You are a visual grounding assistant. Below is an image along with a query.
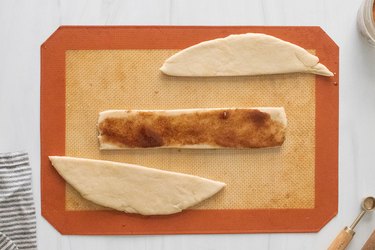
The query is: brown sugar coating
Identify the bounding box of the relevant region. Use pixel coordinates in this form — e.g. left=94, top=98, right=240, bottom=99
left=98, top=109, right=286, bottom=148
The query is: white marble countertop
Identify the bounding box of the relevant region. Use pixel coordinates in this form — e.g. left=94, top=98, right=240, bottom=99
left=1, top=0, right=375, bottom=249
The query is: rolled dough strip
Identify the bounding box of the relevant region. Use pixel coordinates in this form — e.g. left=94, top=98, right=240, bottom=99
left=98, top=108, right=287, bottom=149
left=160, top=33, right=333, bottom=77
left=50, top=156, right=226, bottom=215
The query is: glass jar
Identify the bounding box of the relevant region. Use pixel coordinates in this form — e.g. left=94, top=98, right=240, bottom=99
left=357, top=0, right=375, bottom=46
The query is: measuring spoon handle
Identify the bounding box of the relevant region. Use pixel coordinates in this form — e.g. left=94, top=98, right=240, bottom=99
left=328, top=227, right=355, bottom=250
left=361, top=230, right=375, bottom=250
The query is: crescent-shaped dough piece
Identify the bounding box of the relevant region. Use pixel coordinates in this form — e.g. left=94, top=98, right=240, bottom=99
left=160, top=33, right=333, bottom=77
left=49, top=156, right=226, bottom=215
left=98, top=108, right=287, bottom=149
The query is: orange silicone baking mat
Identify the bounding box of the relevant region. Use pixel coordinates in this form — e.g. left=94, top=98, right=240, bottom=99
left=41, top=26, right=339, bottom=234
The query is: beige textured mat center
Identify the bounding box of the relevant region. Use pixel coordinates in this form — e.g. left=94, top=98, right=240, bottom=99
left=65, top=49, right=315, bottom=211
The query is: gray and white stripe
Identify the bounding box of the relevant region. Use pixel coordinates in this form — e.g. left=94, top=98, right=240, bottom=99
left=0, top=232, right=18, bottom=250
left=0, top=152, right=37, bottom=250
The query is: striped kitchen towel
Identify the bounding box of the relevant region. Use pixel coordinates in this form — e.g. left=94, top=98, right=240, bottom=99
left=0, top=152, right=37, bottom=250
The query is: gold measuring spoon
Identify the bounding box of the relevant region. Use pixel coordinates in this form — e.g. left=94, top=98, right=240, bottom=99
left=328, top=196, right=375, bottom=250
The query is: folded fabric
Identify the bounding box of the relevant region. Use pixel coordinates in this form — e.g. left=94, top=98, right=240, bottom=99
left=0, top=232, right=18, bottom=250
left=0, top=152, right=37, bottom=250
